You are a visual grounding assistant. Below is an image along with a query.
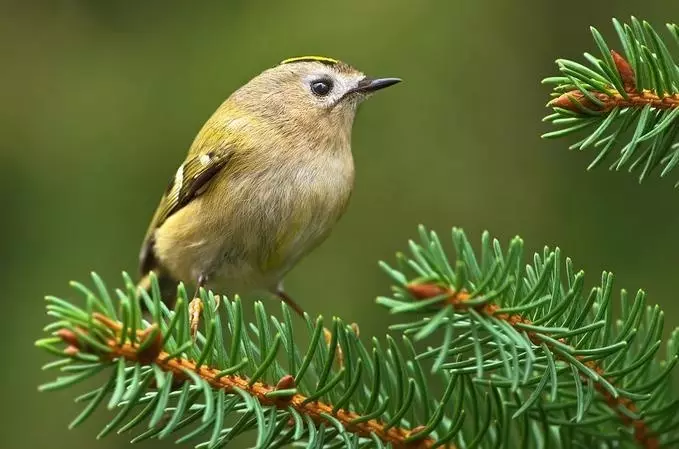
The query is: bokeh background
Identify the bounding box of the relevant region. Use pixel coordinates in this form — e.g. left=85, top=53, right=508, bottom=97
left=2, top=1, right=679, bottom=448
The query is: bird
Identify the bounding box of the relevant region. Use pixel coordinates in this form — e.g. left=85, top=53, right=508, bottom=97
left=136, top=56, right=401, bottom=336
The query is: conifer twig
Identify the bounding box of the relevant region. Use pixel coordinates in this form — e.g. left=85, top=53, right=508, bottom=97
left=61, top=312, right=442, bottom=449
left=378, top=226, right=679, bottom=449
left=550, top=50, right=679, bottom=114
left=406, top=283, right=659, bottom=449
left=38, top=272, right=474, bottom=449
left=542, top=18, right=679, bottom=185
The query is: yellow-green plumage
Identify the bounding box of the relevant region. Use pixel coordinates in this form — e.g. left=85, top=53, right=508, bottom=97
left=139, top=57, right=400, bottom=314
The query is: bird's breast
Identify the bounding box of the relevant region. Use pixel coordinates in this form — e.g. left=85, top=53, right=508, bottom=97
left=262, top=148, right=355, bottom=272
left=203, top=144, right=355, bottom=289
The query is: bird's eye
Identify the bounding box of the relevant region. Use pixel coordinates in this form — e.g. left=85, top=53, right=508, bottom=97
left=310, top=79, right=333, bottom=96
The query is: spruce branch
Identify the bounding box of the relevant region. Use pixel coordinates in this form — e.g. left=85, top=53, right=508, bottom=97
left=37, top=272, right=484, bottom=449
left=542, top=17, right=679, bottom=185
left=378, top=226, right=679, bottom=448
left=401, top=283, right=656, bottom=447
left=36, top=227, right=679, bottom=448
left=67, top=313, right=427, bottom=449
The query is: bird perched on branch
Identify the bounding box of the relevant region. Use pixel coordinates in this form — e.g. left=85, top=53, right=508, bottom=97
left=137, top=56, right=400, bottom=336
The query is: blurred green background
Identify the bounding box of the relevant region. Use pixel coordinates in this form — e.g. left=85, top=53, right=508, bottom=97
left=2, top=1, right=679, bottom=448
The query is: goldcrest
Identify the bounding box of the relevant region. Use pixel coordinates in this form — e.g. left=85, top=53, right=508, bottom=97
left=137, top=56, right=400, bottom=334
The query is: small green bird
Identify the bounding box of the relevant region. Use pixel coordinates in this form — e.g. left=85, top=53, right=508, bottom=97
left=137, top=56, right=400, bottom=335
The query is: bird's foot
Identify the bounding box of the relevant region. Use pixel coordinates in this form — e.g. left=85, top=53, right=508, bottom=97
left=189, top=273, right=210, bottom=340
left=189, top=297, right=203, bottom=339
left=275, top=289, right=305, bottom=317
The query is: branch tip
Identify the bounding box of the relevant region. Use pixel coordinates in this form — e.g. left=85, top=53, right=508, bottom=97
left=64, top=345, right=80, bottom=357
left=56, top=329, right=80, bottom=349
left=406, top=283, right=450, bottom=300
left=407, top=282, right=471, bottom=308
left=275, top=374, right=296, bottom=391
left=610, top=50, right=636, bottom=91
left=549, top=91, right=604, bottom=112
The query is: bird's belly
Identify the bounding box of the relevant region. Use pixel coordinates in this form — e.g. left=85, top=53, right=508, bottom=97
left=155, top=152, right=354, bottom=295
left=207, top=230, right=318, bottom=295
left=212, top=190, right=348, bottom=292
left=226, top=168, right=352, bottom=287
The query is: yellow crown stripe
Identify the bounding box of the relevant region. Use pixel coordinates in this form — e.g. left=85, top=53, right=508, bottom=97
left=280, top=56, right=340, bottom=66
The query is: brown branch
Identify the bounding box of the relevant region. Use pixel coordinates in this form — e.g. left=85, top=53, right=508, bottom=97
left=407, top=283, right=659, bottom=449
left=550, top=89, right=679, bottom=113
left=550, top=50, right=679, bottom=115
left=57, top=313, right=447, bottom=449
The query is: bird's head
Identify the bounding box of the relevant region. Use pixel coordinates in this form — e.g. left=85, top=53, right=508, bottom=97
left=223, top=56, right=401, bottom=145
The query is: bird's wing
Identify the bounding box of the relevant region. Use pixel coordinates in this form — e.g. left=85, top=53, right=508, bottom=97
left=139, top=147, right=233, bottom=275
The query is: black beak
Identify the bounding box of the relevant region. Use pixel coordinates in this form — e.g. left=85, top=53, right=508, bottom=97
left=355, top=77, right=402, bottom=93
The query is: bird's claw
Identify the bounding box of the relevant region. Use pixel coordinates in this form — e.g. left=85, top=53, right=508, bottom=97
left=188, top=295, right=221, bottom=339
left=189, top=297, right=203, bottom=339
